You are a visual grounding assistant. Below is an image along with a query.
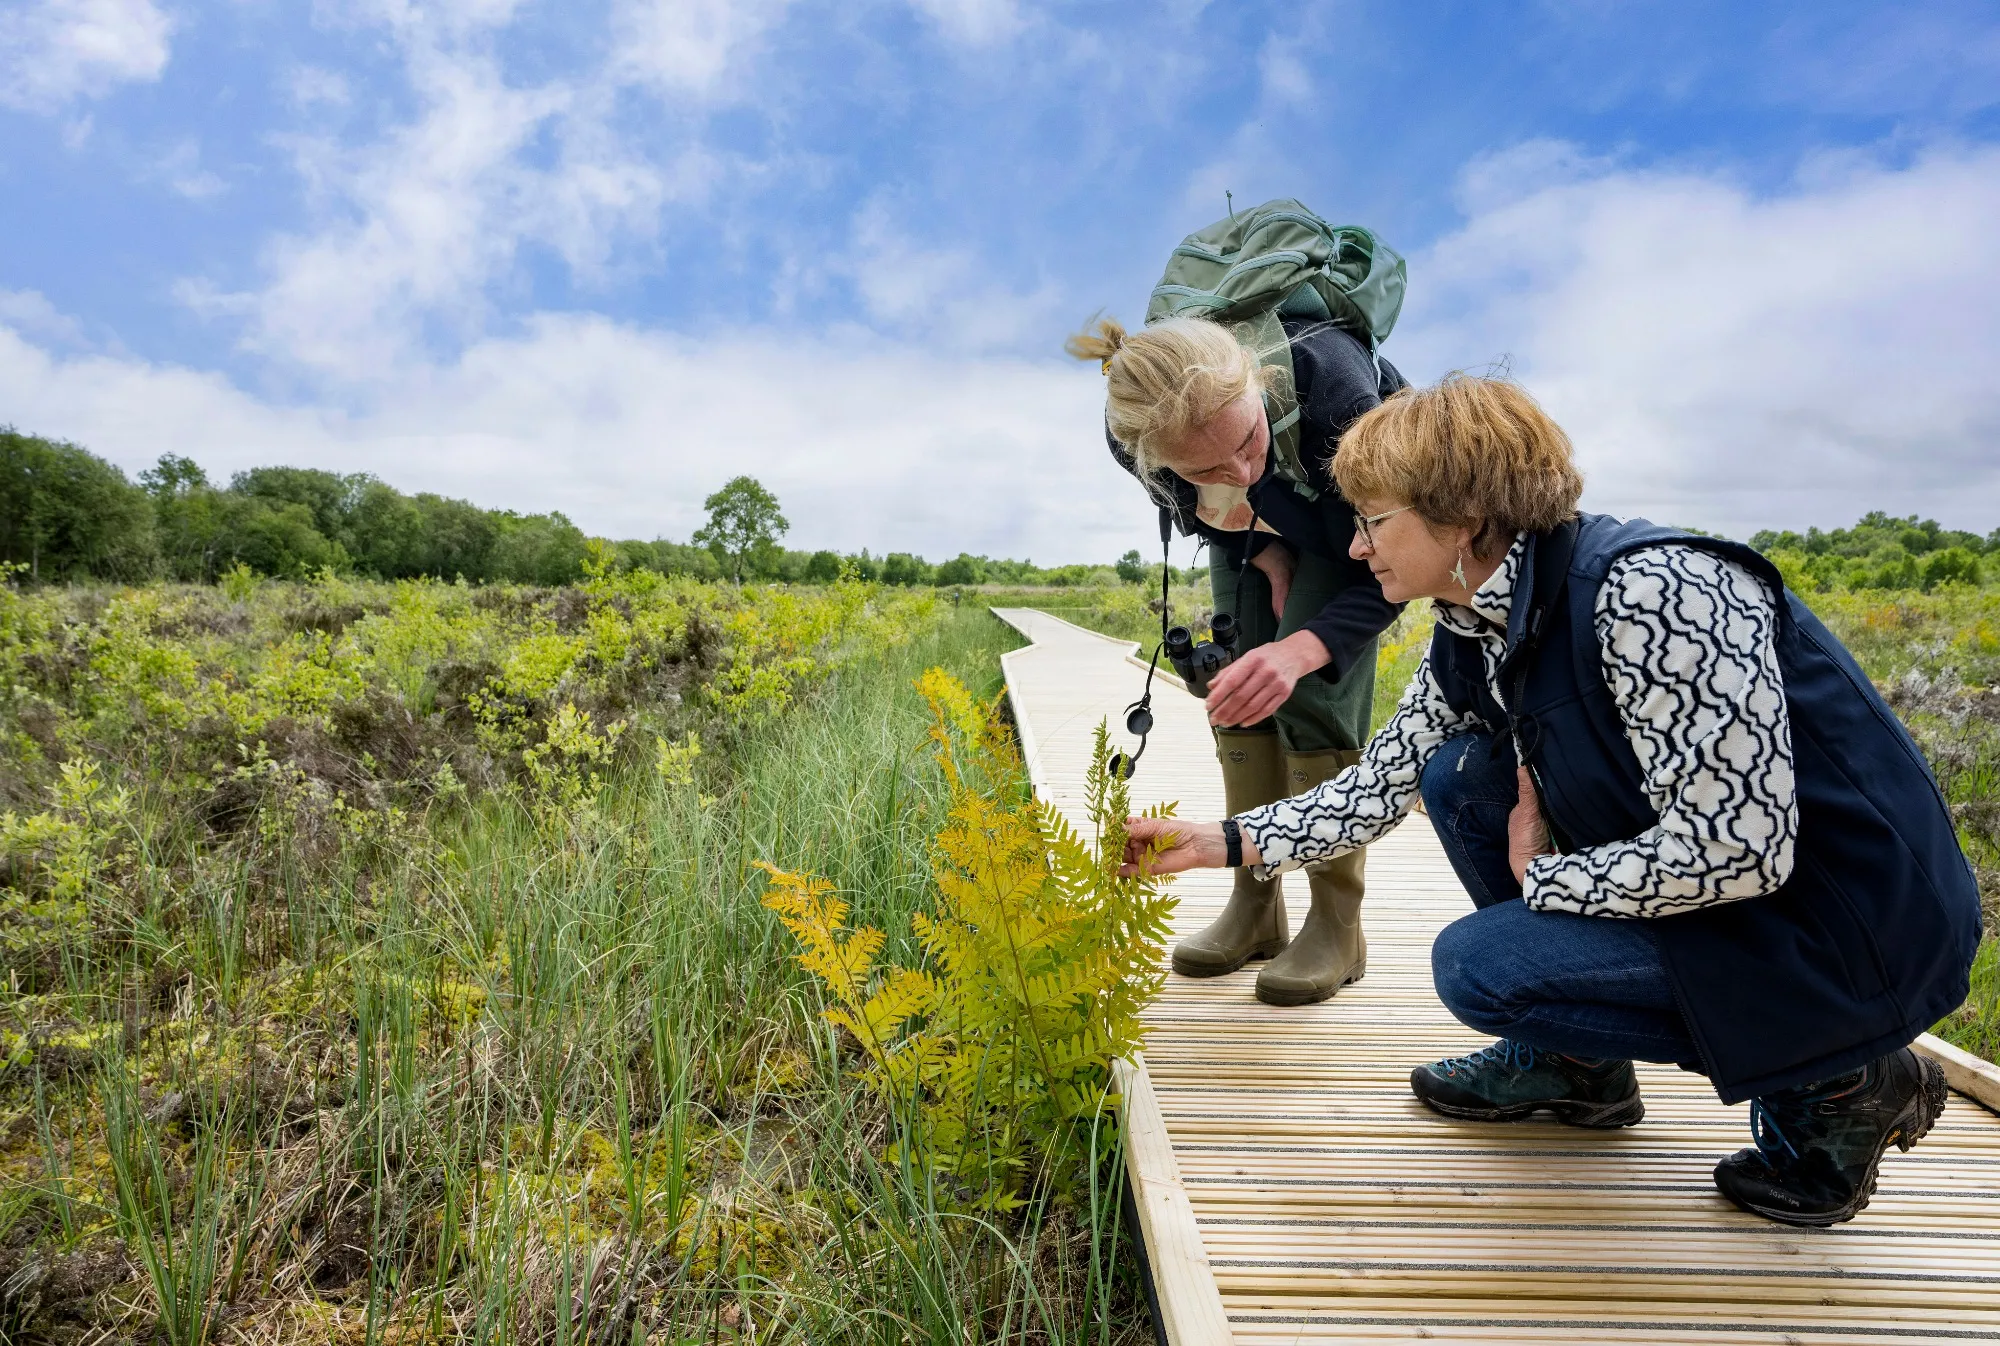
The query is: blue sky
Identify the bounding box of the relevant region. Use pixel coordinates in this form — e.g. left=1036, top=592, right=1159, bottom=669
left=3, top=0, right=1998, bottom=561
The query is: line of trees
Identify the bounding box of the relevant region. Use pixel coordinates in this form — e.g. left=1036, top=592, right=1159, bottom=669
left=0, top=430, right=606, bottom=586
left=0, top=429, right=1196, bottom=589
left=1751, top=512, right=1999, bottom=593
left=11, top=428, right=1991, bottom=597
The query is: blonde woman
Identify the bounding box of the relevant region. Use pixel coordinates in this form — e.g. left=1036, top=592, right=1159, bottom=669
left=1068, top=314, right=1406, bottom=1006
left=1123, top=373, right=1982, bottom=1227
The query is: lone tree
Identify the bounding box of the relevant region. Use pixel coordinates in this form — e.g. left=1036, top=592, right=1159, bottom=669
left=695, top=476, right=788, bottom=582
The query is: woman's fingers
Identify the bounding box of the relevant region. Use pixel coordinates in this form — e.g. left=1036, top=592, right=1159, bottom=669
left=1214, top=685, right=1282, bottom=726
left=1121, top=817, right=1179, bottom=871
left=1118, top=817, right=1225, bottom=875
left=1205, top=651, right=1293, bottom=726
left=1205, top=659, right=1254, bottom=716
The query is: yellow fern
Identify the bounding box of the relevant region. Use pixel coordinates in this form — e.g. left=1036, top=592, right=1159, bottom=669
left=760, top=668, right=1178, bottom=1210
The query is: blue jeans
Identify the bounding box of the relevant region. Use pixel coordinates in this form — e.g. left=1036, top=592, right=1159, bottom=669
left=1420, top=731, right=1701, bottom=1067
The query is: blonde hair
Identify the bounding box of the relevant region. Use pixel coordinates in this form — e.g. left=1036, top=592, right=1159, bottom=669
left=1334, top=373, right=1583, bottom=559
left=1065, top=315, right=1274, bottom=477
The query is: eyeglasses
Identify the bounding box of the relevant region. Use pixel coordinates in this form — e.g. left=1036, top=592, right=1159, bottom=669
left=1353, top=504, right=1414, bottom=547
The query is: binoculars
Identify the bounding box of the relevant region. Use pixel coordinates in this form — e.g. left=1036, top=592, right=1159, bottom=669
left=1164, top=612, right=1239, bottom=698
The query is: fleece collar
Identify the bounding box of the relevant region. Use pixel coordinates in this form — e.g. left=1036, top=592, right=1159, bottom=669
left=1433, top=533, right=1529, bottom=639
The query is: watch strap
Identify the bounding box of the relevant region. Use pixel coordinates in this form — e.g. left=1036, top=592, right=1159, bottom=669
left=1221, top=817, right=1243, bottom=869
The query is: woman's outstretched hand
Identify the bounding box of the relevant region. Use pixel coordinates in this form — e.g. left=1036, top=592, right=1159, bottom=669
left=1203, top=629, right=1331, bottom=727
left=1119, top=818, right=1261, bottom=875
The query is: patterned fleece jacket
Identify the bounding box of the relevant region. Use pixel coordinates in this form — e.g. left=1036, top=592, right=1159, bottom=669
left=1237, top=534, right=1800, bottom=919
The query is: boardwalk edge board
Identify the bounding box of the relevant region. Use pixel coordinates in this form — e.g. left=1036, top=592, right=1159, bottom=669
left=1115, top=1055, right=1239, bottom=1346
left=994, top=608, right=1236, bottom=1346
left=1127, top=652, right=1192, bottom=692
left=1916, top=1032, right=2000, bottom=1116
left=1010, top=606, right=1144, bottom=654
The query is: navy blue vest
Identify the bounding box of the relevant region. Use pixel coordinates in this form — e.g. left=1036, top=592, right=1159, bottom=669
left=1431, top=514, right=1983, bottom=1103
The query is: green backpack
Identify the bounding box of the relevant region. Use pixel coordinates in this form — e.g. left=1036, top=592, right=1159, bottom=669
left=1145, top=198, right=1406, bottom=495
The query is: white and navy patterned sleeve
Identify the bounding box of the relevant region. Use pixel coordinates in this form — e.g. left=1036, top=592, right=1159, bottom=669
left=1237, top=648, right=1476, bottom=876
left=1524, top=546, right=1797, bottom=919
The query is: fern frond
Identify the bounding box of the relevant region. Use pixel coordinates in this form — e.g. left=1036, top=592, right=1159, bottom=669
left=759, top=674, right=1175, bottom=1214
left=1016, top=952, right=1112, bottom=1014
left=860, top=966, right=940, bottom=1040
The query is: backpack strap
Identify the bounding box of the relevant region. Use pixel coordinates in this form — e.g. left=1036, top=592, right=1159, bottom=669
left=1244, top=310, right=1317, bottom=501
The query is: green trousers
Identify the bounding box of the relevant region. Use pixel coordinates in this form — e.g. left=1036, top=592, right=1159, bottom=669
left=1209, top=543, right=1377, bottom=754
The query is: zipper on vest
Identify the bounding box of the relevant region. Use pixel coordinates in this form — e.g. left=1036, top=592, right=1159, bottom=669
left=1492, top=647, right=1571, bottom=857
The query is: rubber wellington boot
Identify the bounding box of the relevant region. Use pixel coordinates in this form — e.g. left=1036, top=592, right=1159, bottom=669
left=1171, top=728, right=1290, bottom=978
left=1256, top=747, right=1367, bottom=1006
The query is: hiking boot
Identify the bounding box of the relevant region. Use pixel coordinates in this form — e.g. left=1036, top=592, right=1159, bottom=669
left=1256, top=748, right=1367, bottom=1006
left=1173, top=728, right=1290, bottom=978
left=1411, top=1039, right=1646, bottom=1128
left=1712, top=1047, right=1949, bottom=1227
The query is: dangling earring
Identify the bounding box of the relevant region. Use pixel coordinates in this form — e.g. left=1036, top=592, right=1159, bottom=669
left=1452, top=548, right=1468, bottom=592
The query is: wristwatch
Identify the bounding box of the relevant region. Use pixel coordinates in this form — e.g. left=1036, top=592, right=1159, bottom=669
left=1221, top=817, right=1243, bottom=869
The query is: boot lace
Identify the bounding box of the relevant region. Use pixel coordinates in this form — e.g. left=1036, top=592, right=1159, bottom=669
left=1750, top=1066, right=1868, bottom=1164
left=1444, top=1039, right=1538, bottom=1075
left=1749, top=1097, right=1803, bottom=1162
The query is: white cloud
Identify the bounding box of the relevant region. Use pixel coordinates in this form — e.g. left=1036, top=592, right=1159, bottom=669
left=1174, top=23, right=1336, bottom=218
left=1451, top=137, right=1617, bottom=214
left=611, top=0, right=795, bottom=95
left=286, top=65, right=352, bottom=110
left=0, top=315, right=1136, bottom=562
left=0, top=0, right=172, bottom=113
left=195, top=0, right=800, bottom=382
left=838, top=198, right=1067, bottom=352
left=1766, top=4, right=2000, bottom=118
left=1393, top=143, right=2000, bottom=537
left=209, top=34, right=676, bottom=380
left=1256, top=34, right=1312, bottom=108
left=151, top=138, right=225, bottom=199
left=324, top=0, right=528, bottom=39
left=906, top=0, right=1021, bottom=46
left=0, top=290, right=88, bottom=348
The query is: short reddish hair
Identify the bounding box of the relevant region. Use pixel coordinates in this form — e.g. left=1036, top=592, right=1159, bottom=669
left=1335, top=373, right=1583, bottom=559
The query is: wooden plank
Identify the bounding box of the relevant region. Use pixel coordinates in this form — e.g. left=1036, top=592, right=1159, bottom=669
left=1115, top=1054, right=1238, bottom=1346
left=1918, top=1031, right=2000, bottom=1116
left=988, top=605, right=2000, bottom=1346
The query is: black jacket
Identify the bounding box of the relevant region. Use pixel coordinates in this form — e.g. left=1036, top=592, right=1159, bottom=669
left=1109, top=319, right=1406, bottom=681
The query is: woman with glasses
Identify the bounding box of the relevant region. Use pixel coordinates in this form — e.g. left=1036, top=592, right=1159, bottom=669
left=1067, top=313, right=1405, bottom=1006
left=1122, top=372, right=1982, bottom=1227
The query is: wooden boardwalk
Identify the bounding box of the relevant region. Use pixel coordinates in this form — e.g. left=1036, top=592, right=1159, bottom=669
left=992, top=607, right=2000, bottom=1345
